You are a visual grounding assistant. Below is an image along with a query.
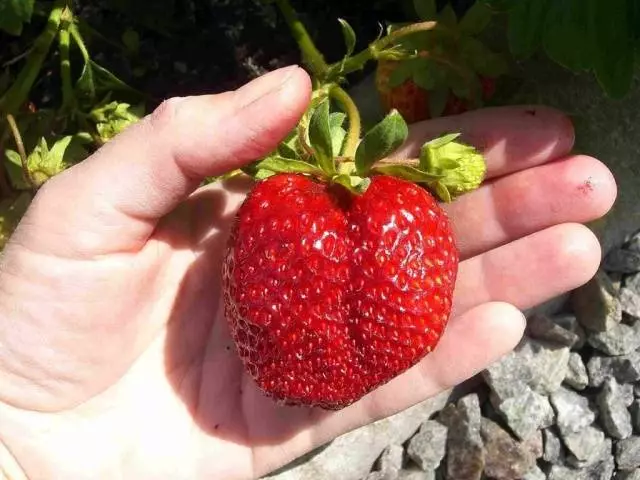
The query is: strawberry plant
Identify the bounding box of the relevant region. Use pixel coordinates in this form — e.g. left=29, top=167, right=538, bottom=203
left=481, top=0, right=640, bottom=99
left=375, top=0, right=507, bottom=122
left=220, top=0, right=490, bottom=409
left=0, top=0, right=145, bottom=247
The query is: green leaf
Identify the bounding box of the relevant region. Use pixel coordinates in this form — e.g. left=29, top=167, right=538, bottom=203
left=308, top=100, right=335, bottom=174
left=278, top=141, right=299, bottom=159
left=542, top=0, right=593, bottom=72
left=122, top=28, right=140, bottom=55
left=507, top=0, right=550, bottom=58
left=255, top=156, right=323, bottom=175
left=89, top=99, right=144, bottom=142
left=413, top=0, right=437, bottom=20
left=372, top=164, right=443, bottom=183
left=338, top=18, right=356, bottom=57
left=460, top=38, right=509, bottom=78
left=329, top=112, right=347, bottom=130
left=459, top=1, right=492, bottom=35
left=5, top=135, right=88, bottom=189
left=329, top=113, right=347, bottom=156
left=355, top=110, right=409, bottom=175
left=591, top=0, right=634, bottom=98
left=4, top=150, right=28, bottom=190
left=332, top=174, right=370, bottom=194
left=428, top=87, right=449, bottom=118
left=388, top=59, right=418, bottom=88
left=438, top=4, right=458, bottom=28
left=0, top=0, right=34, bottom=35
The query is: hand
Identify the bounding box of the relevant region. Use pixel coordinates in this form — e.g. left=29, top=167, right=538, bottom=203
left=0, top=66, right=615, bottom=480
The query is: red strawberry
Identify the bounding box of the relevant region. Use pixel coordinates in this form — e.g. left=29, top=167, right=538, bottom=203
left=375, top=58, right=497, bottom=124
left=223, top=173, right=458, bottom=409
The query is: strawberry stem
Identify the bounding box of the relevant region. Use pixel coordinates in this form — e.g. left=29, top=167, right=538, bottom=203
left=329, top=85, right=361, bottom=157
left=325, top=21, right=440, bottom=80
left=5, top=114, right=35, bottom=190
left=274, top=0, right=330, bottom=79
left=0, top=0, right=67, bottom=115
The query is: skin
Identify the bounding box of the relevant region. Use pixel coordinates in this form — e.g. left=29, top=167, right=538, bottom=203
left=0, top=66, right=616, bottom=479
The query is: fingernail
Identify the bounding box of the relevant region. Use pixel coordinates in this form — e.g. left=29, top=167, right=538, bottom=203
left=236, top=65, right=301, bottom=108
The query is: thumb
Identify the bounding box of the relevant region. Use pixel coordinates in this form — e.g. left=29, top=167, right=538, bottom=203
left=15, top=65, right=311, bottom=257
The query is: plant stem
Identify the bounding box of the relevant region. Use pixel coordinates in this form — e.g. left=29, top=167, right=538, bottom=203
left=5, top=115, right=35, bottom=190
left=0, top=0, right=67, bottom=115
left=325, top=21, right=439, bottom=80
left=58, top=7, right=74, bottom=111
left=329, top=85, right=360, bottom=157
left=274, top=0, right=329, bottom=79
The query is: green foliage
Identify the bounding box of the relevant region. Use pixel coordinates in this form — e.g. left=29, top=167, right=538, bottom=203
left=488, top=0, right=638, bottom=98
left=0, top=0, right=34, bottom=35
left=0, top=1, right=147, bottom=247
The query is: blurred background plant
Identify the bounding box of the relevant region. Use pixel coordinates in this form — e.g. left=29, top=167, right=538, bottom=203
left=0, top=0, right=638, bottom=249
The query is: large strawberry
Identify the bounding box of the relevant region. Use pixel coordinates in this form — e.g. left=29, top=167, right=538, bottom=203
left=375, top=2, right=507, bottom=122
left=222, top=98, right=486, bottom=409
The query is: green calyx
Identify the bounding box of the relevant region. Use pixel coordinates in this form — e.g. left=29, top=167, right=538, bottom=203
left=244, top=94, right=486, bottom=202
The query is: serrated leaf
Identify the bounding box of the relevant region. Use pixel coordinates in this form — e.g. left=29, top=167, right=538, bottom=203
left=0, top=0, right=34, bottom=35
left=338, top=18, right=356, bottom=57
left=372, top=164, right=443, bottom=182
left=507, top=0, right=550, bottom=58
left=355, top=110, right=409, bottom=175
left=308, top=100, right=335, bottom=174
left=428, top=87, right=449, bottom=118
left=413, top=0, right=437, bottom=20
left=542, top=0, right=593, bottom=72
left=255, top=156, right=323, bottom=175
left=459, top=1, right=492, bottom=35
left=592, top=0, right=634, bottom=98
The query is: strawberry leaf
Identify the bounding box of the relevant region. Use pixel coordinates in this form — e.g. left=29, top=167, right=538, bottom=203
left=438, top=4, right=458, bottom=28
left=256, top=156, right=324, bottom=175
left=338, top=18, right=356, bottom=57
left=0, top=0, right=34, bottom=36
left=372, top=164, right=443, bottom=183
left=332, top=174, right=370, bottom=194
left=542, top=0, right=593, bottom=72
left=591, top=0, right=634, bottom=98
left=459, top=1, right=492, bottom=35
left=460, top=38, right=509, bottom=78
left=388, top=60, right=418, bottom=88
left=507, top=0, right=550, bottom=58
left=330, top=112, right=347, bottom=156
left=413, top=0, right=437, bottom=20
left=308, top=99, right=336, bottom=174
left=355, top=110, right=408, bottom=176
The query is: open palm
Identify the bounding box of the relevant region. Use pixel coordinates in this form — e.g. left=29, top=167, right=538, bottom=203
left=0, top=67, right=616, bottom=480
